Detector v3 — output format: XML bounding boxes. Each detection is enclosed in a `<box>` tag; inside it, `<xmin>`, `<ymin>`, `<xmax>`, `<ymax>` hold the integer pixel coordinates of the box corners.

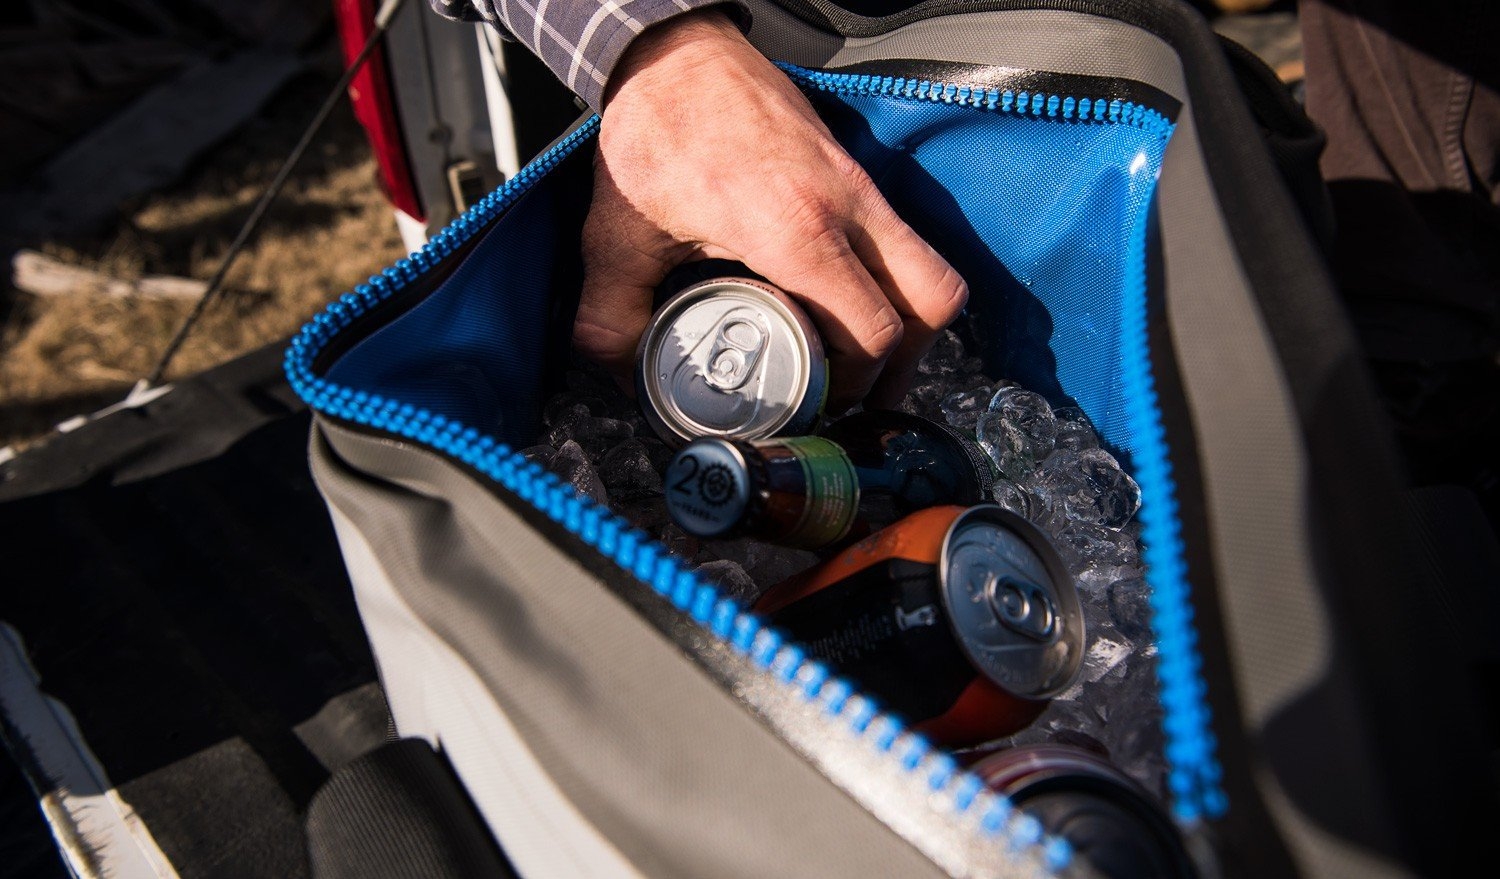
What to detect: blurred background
<box><xmin>0</xmin><ymin>2</ymin><xmax>409</xmax><ymax>449</ymax></box>
<box><xmin>0</xmin><ymin>0</ymin><xmax>1294</xmax><ymax>453</ymax></box>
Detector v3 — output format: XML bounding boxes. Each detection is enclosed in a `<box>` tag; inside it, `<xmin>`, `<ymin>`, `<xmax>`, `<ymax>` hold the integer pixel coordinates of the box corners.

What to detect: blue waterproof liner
<box><xmin>289</xmin><ymin>62</ymin><xmax>1223</xmax><ymax>861</ymax></box>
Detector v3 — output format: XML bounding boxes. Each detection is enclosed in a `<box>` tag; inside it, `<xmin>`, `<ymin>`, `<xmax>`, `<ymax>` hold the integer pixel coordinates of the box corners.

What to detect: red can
<box><xmin>970</xmin><ymin>745</ymin><xmax>1195</xmax><ymax>879</ymax></box>
<box><xmin>755</xmin><ymin>504</ymin><xmax>1084</xmax><ymax>746</ymax></box>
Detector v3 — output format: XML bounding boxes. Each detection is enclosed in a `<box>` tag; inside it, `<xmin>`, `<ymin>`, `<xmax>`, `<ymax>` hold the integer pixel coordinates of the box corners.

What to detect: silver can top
<box><xmin>637</xmin><ymin>278</ymin><xmax>823</xmax><ymax>447</ymax></box>
<box><xmin>939</xmin><ymin>505</ymin><xmax>1084</xmax><ymax>699</ymax></box>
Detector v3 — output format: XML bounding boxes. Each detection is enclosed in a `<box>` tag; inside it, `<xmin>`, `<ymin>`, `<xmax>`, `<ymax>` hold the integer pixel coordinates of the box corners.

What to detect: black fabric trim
<box><xmin>819</xmin><ymin>59</ymin><xmax>1182</xmax><ymax>121</ymax></box>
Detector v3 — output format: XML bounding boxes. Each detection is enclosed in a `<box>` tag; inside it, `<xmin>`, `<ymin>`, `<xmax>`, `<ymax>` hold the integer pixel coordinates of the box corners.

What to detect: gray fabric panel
<box><xmin>748</xmin><ymin>6</ymin><xmax>1404</xmax><ymax>875</ymax></box>
<box><xmin>1157</xmin><ymin>112</ymin><xmax>1405</xmax><ymax>879</ymax></box>
<box><xmin>308</xmin><ymin>421</ymin><xmax>956</xmax><ymax>879</ymax></box>
<box><xmin>745</xmin><ymin>3</ymin><xmax>1186</xmax><ymax>98</ymax></box>
<box><xmin>1155</xmin><ymin>115</ymin><xmax>1329</xmax><ymax>735</ymax></box>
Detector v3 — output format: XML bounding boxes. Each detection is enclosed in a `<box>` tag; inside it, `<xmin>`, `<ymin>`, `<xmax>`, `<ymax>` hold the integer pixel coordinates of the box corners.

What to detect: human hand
<box><xmin>573</xmin><ymin>9</ymin><xmax>967</xmax><ymax>413</ymax></box>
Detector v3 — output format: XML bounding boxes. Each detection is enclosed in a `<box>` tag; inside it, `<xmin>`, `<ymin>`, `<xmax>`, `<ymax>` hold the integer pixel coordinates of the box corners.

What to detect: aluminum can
<box><xmin>970</xmin><ymin>744</ymin><xmax>1196</xmax><ymax>878</ymax></box>
<box><xmin>755</xmin><ymin>504</ymin><xmax>1083</xmax><ymax>746</ymax></box>
<box><xmin>635</xmin><ymin>275</ymin><xmax>827</xmax><ymax>448</ymax></box>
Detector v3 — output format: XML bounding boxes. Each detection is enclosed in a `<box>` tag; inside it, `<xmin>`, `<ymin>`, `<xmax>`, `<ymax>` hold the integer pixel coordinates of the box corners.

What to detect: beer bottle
<box><xmin>664</xmin><ymin>411</ymin><xmax>996</xmax><ymax>549</ymax></box>
<box><xmin>821</xmin><ymin>409</ymin><xmax>996</xmax><ymax>517</ymax></box>
<box><xmin>664</xmin><ymin>436</ymin><xmax>859</xmax><ymax>550</ymax></box>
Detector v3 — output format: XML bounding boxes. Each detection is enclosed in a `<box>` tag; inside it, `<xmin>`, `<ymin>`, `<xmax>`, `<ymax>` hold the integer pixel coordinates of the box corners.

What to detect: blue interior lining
<box><xmin>327</xmin><ymin>80</ymin><xmax>1170</xmax><ymax>462</ymax></box>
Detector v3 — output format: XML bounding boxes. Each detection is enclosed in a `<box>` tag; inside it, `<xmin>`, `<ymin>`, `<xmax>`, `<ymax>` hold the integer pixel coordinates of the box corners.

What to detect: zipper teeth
<box><xmin>786</xmin><ymin>61</ymin><xmax>1223</xmax><ymax>821</ymax></box>
<box><xmin>779</xmin><ymin>62</ymin><xmax>1175</xmax><ymax>136</ymax></box>
<box><xmin>1119</xmin><ymin>214</ymin><xmax>1227</xmax><ymax>822</ymax></box>
<box><xmin>285</xmin><ymin>64</ymin><xmax>1208</xmax><ymax>872</ymax></box>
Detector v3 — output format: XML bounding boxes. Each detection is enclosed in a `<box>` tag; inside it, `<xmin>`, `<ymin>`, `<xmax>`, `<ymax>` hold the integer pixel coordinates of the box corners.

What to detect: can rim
<box><xmin>635</xmin><ymin>277</ymin><xmax>820</xmax><ymax>446</ymax></box>
<box><xmin>937</xmin><ymin>504</ymin><xmax>1085</xmax><ymax>699</ymax></box>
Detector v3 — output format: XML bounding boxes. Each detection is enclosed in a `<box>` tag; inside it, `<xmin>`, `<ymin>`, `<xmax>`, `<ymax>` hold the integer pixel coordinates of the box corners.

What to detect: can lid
<box><xmin>938</xmin><ymin>506</ymin><xmax>1084</xmax><ymax>698</ymax></box>
<box><xmin>973</xmin><ymin>745</ymin><xmax>1194</xmax><ymax>879</ymax></box>
<box><xmin>638</xmin><ymin>279</ymin><xmax>820</xmax><ymax>445</ymax></box>
<box><xmin>664</xmin><ymin>439</ymin><xmax>750</xmax><ymax>538</ymax></box>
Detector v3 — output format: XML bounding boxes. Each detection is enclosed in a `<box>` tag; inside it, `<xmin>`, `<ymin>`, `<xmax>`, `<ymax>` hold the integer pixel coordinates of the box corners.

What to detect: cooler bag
<box><xmin>285</xmin><ymin>1</ymin><xmax>1495</xmax><ymax>876</ymax></box>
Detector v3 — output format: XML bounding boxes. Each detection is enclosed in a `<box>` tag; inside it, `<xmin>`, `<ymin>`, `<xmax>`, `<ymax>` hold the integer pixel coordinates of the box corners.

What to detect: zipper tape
<box><xmin>286</xmin><ymin>60</ymin><xmax>1227</xmax><ymax>871</ymax></box>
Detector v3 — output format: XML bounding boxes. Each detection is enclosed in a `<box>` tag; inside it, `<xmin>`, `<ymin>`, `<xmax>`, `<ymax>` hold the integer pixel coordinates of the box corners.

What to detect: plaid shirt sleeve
<box><xmin>430</xmin><ymin>0</ymin><xmax>747</xmax><ymax>111</ymax></box>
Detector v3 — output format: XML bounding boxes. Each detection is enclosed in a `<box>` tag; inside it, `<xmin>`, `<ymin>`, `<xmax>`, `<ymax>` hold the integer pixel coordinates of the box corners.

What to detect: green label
<box><xmin>782</xmin><ymin>436</ymin><xmax>859</xmax><ymax>548</ymax></box>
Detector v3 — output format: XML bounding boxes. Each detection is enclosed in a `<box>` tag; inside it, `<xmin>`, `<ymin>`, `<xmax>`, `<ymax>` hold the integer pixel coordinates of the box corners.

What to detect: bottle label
<box><xmin>780</xmin><ymin>436</ymin><xmax>859</xmax><ymax>548</ymax></box>
<box><xmin>930</xmin><ymin>419</ymin><xmax>997</xmax><ymax>499</ymax></box>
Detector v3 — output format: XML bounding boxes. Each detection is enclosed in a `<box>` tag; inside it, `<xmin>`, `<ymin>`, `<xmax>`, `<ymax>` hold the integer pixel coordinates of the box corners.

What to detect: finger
<box><xmin>750</xmin><ymin>214</ymin><xmax>906</xmax><ymax>414</ymax></box>
<box><xmin>574</xmin><ymin>180</ymin><xmax>674</xmax><ymax>379</ymax></box>
<box><xmin>846</xmin><ymin>197</ymin><xmax>969</xmax><ymax>410</ymax></box>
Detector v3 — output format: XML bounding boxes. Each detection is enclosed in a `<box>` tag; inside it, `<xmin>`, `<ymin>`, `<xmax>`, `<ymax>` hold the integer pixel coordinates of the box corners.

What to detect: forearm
<box><xmin>430</xmin><ymin>0</ymin><xmax>748</xmax><ymax>111</ymax></box>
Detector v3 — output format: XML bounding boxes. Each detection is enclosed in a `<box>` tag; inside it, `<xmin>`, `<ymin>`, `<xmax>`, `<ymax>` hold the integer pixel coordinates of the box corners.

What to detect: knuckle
<box><xmin>859</xmin><ymin>308</ymin><xmax>905</xmax><ymax>359</ymax></box>
<box><xmin>923</xmin><ymin>264</ymin><xmax>970</xmax><ymax>326</ymax></box>
<box><xmin>775</xmin><ymin>182</ymin><xmax>843</xmax><ymax>240</ymax></box>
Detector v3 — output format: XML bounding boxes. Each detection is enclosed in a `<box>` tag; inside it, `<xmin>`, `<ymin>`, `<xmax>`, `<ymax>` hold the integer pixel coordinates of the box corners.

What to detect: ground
<box><xmin>0</xmin><ymin>45</ymin><xmax>407</xmax><ymax>449</ymax></box>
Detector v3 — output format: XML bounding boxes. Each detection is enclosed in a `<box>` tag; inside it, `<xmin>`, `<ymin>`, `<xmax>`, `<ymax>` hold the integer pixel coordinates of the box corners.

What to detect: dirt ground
<box><xmin>0</xmin><ymin>10</ymin><xmax>1302</xmax><ymax>452</ymax></box>
<box><xmin>0</xmin><ymin>48</ymin><xmax>407</xmax><ymax>449</ymax></box>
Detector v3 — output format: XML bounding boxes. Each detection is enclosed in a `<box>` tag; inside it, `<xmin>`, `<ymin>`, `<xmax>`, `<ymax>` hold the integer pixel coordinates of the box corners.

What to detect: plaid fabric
<box><xmin>430</xmin><ymin>0</ymin><xmax>743</xmax><ymax>110</ymax></box>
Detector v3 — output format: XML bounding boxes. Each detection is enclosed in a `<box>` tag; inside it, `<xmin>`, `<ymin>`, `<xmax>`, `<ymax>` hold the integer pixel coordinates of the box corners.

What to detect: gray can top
<box><xmin>663</xmin><ymin>438</ymin><xmax>750</xmax><ymax>539</ymax></box>
<box><xmin>939</xmin><ymin>506</ymin><xmax>1085</xmax><ymax>699</ymax></box>
<box><xmin>637</xmin><ymin>278</ymin><xmax>822</xmax><ymax>446</ymax></box>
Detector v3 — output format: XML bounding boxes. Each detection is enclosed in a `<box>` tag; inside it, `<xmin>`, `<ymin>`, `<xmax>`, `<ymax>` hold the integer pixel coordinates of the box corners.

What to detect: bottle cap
<box><xmin>664</xmin><ymin>439</ymin><xmax>750</xmax><ymax>538</ymax></box>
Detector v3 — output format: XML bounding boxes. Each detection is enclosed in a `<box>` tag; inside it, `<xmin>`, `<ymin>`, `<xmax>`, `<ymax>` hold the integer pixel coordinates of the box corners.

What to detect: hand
<box><xmin>573</xmin><ymin>9</ymin><xmax>967</xmax><ymax>413</ymax></box>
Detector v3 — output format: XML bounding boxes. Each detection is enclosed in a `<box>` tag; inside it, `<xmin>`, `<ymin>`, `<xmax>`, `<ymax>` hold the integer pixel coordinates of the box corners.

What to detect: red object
<box><xmin>333</xmin><ymin>0</ymin><xmax>425</xmax><ymax>221</ymax></box>
<box><xmin>755</xmin><ymin>505</ymin><xmax>1080</xmax><ymax>747</ymax></box>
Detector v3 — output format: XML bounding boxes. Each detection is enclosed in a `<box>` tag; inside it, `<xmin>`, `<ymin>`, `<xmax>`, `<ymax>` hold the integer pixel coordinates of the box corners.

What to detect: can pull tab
<box><xmin>987</xmin><ymin>575</ymin><xmax>1057</xmax><ymax>641</ymax></box>
<box><xmin>702</xmin><ymin>316</ymin><xmax>766</xmax><ymax>392</ymax></box>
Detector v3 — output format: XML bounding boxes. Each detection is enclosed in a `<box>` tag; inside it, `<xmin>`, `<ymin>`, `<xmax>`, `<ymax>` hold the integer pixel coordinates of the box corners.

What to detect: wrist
<box><xmin>603</xmin><ymin>7</ymin><xmax>748</xmax><ymax>108</ymax></box>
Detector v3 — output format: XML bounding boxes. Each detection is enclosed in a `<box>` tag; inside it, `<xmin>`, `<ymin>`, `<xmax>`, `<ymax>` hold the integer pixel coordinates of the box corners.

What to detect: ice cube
<box><xmin>989</xmin><ymin>387</ymin><xmax>1058</xmax><ymax>449</ymax></box>
<box><xmin>655</xmin><ymin>524</ymin><xmax>700</xmax><ymax>560</ymax></box>
<box><xmin>1052</xmin><ymin>523</ymin><xmax>1138</xmax><ymax>572</ymax></box>
<box><xmin>636</xmin><ymin>436</ymin><xmax>676</xmax><ymax>473</ymax></box>
<box><xmin>518</xmin><ymin>444</ymin><xmax>555</xmax><ymax>465</ymax></box>
<box><xmin>598</xmin><ymin>439</ymin><xmax>663</xmax><ymax>501</ymax></box>
<box><xmin>552</xmin><ymin>440</ymin><xmax>608</xmax><ymax>505</ymax></box>
<box><xmin>694</xmin><ymin>559</ymin><xmax>760</xmax><ymax>605</ymax></box>
<box><xmin>1051</xmin><ymin>406</ymin><xmax>1100</xmax><ymax>452</ymax></box>
<box><xmin>701</xmin><ymin>537</ymin><xmax>820</xmax><ymax>591</ymax></box>
<box><xmin>543</xmin><ymin>393</ymin><xmax>606</xmax><ymax>427</ymax></box>
<box><xmin>898</xmin><ymin>380</ymin><xmax>950</xmax><ymax>420</ymax></box>
<box><xmin>548</xmin><ymin>412</ymin><xmax>634</xmax><ymax>461</ymax></box>
<box><xmin>990</xmin><ymin>478</ymin><xmax>1037</xmax><ymax>521</ymax></box>
<box><xmin>975</xmin><ymin>389</ymin><xmax>1057</xmax><ymax>480</ymax></box>
<box><xmin>1107</xmin><ymin>576</ymin><xmax>1154</xmax><ymax>641</ymax></box>
<box><xmin>615</xmin><ymin>497</ymin><xmax>670</xmax><ymax>531</ymax></box>
<box><xmin>1078</xmin><ymin>636</ymin><xmax>1132</xmax><ymax>684</ymax></box>
<box><xmin>939</xmin><ymin>385</ymin><xmax>994</xmax><ymax>434</ymax></box>
<box><xmin>916</xmin><ymin>329</ymin><xmax>966</xmax><ymax>376</ymax></box>
<box><xmin>1031</xmin><ymin>448</ymin><xmax>1141</xmax><ymax>529</ymax></box>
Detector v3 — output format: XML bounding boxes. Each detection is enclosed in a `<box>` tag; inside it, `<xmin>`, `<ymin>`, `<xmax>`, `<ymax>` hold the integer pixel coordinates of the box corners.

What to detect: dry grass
<box><xmin>0</xmin><ymin>55</ymin><xmax>407</xmax><ymax>447</ymax></box>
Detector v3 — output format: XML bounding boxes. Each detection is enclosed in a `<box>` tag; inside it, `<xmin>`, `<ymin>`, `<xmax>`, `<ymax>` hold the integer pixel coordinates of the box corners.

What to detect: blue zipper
<box><xmin>285</xmin><ymin>63</ymin><xmax>1222</xmax><ymax>871</ymax></box>
<box><xmin>777</xmin><ymin>62</ymin><xmax>1222</xmax><ymax>823</ymax></box>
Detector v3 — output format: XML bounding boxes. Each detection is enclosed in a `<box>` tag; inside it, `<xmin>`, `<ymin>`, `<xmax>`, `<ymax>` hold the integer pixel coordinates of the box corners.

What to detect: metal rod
<box><xmin>146</xmin><ymin>0</ymin><xmax>411</xmax><ymax>387</ymax></box>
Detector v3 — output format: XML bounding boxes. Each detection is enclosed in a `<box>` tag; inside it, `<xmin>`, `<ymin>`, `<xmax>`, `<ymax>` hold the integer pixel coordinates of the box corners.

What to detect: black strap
<box><xmin>306</xmin><ymin>739</ymin><xmax>517</xmax><ymax>879</ymax></box>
